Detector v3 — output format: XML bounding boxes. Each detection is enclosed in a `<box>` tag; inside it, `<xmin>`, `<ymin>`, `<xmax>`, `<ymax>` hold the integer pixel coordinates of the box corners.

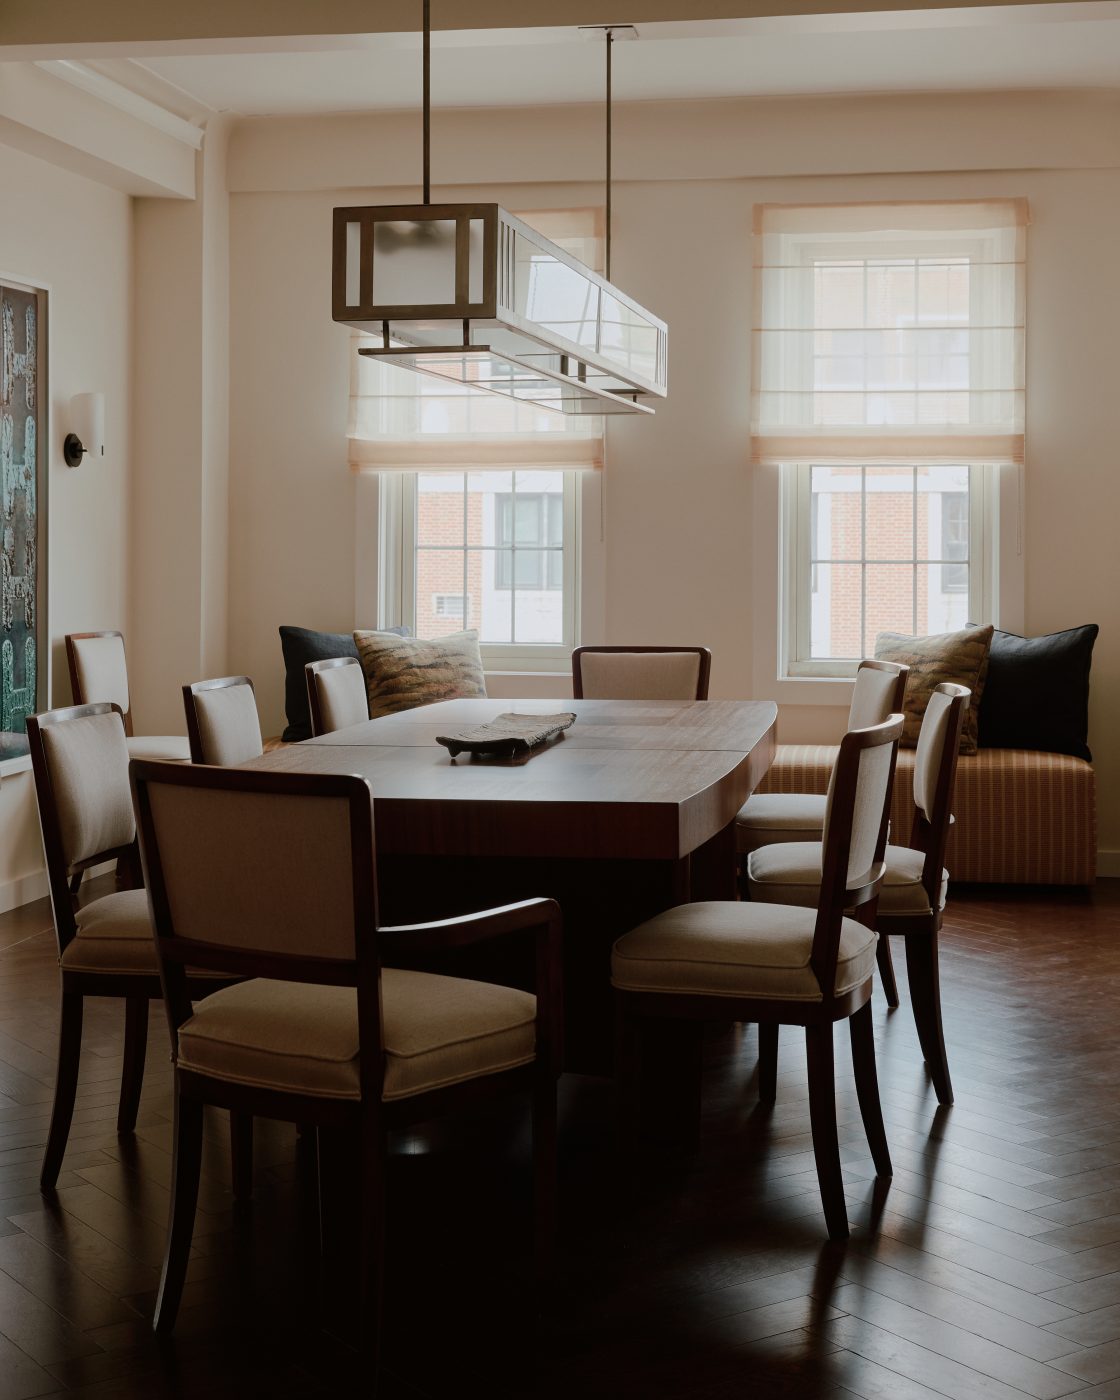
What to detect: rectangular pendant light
<box><xmin>332</xmin><ymin>203</ymin><xmax>667</xmax><ymax>415</ymax></box>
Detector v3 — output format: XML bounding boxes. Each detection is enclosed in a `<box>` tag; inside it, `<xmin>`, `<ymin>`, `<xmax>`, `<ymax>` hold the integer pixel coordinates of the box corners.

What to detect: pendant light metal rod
<box><xmin>422</xmin><ymin>0</ymin><xmax>431</xmax><ymax>204</ymax></box>
<box><xmin>605</xmin><ymin>28</ymin><xmax>613</xmax><ymax>281</ymax></box>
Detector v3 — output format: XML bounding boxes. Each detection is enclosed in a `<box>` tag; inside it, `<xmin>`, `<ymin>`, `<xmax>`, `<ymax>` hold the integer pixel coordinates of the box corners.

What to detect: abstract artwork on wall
<box><xmin>1</xmin><ymin>280</ymin><xmax>46</xmax><ymax>761</ymax></box>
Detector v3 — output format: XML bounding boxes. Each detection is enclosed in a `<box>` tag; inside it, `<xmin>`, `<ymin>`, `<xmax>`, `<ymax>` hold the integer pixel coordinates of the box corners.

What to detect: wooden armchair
<box><xmin>130</xmin><ymin>759</ymin><xmax>563</xmax><ymax>1358</ymax></box>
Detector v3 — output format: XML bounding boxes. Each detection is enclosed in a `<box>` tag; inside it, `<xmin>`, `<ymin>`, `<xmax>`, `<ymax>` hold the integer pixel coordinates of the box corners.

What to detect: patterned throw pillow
<box><xmin>874</xmin><ymin>624</ymin><xmax>993</xmax><ymax>754</ymax></box>
<box><xmin>352</xmin><ymin>629</ymin><xmax>487</xmax><ymax>719</ymax></box>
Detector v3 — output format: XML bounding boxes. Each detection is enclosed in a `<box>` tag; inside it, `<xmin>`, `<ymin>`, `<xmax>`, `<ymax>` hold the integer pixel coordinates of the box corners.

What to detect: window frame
<box><xmin>385</xmin><ymin>469</ymin><xmax>582</xmax><ymax>673</ymax></box>
<box><xmin>782</xmin><ymin>461</ymin><xmax>995</xmax><ymax>679</ymax></box>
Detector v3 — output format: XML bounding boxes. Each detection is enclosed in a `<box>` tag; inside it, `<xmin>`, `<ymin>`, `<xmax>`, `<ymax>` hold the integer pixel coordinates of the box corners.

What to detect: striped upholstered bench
<box><xmin>756</xmin><ymin>745</ymin><xmax>1097</xmax><ymax>885</ymax></box>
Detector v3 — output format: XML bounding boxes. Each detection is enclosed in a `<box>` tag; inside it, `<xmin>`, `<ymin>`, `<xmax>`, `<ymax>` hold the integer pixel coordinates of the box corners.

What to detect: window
<box><xmin>753</xmin><ymin>200</ymin><xmax>1026</xmax><ymax>677</ymax></box>
<box><xmin>797</xmin><ymin>463</ymin><xmax>985</xmax><ymax>664</ymax></box>
<box><xmin>400</xmin><ymin>469</ymin><xmax>577</xmax><ymax>660</ymax></box>
<box><xmin>940</xmin><ymin>491</ymin><xmax>969</xmax><ymax>594</ymax></box>
<box><xmin>495</xmin><ymin>492</ymin><xmax>564</xmax><ymax>591</ymax></box>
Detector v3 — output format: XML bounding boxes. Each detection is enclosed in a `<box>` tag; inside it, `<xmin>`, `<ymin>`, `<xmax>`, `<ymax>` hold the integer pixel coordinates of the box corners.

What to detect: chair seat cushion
<box><xmin>126</xmin><ymin>735</ymin><xmax>192</xmax><ymax>762</ymax></box>
<box><xmin>62</xmin><ymin>889</ymin><xmax>157</xmax><ymax>975</ymax></box>
<box><xmin>748</xmin><ymin>842</ymin><xmax>948</xmax><ymax>918</ymax></box>
<box><xmin>747</xmin><ymin>842</ymin><xmax>828</xmax><ymax>908</ymax></box>
<box><xmin>877</xmin><ymin>845</ymin><xmax>949</xmax><ymax>917</ymax></box>
<box><xmin>176</xmin><ymin>969</ymin><xmax>537</xmax><ymax>1102</ymax></box>
<box><xmin>736</xmin><ymin>793</ymin><xmax>828</xmax><ymax>855</ymax></box>
<box><xmin>611</xmin><ymin>902</ymin><xmax>876</xmax><ymax>1002</ymax></box>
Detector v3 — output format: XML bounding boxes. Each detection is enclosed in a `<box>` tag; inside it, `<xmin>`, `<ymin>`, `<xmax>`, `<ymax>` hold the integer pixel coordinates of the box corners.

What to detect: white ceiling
<box><xmin>92</xmin><ymin>3</ymin><xmax>1120</xmax><ymax>119</ymax></box>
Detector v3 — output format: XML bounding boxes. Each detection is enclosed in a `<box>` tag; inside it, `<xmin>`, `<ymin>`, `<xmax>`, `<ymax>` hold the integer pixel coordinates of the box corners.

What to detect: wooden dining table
<box><xmin>246</xmin><ymin>697</ymin><xmax>777</xmax><ymax>1072</ymax></box>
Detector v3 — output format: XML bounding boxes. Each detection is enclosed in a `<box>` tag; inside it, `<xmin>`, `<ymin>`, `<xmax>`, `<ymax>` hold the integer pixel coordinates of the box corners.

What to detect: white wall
<box><xmin>223</xmin><ymin>92</ymin><xmax>1120</xmax><ymax>864</ymax></box>
<box><xmin>0</xmin><ymin>142</ymin><xmax>132</xmax><ymax>911</ymax></box>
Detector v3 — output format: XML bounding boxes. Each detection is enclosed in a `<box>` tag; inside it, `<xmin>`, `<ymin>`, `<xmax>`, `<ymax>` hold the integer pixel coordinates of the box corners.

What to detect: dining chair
<box><xmin>25</xmin><ymin>703</ymin><xmax>243</xmax><ymax>1192</ymax></box>
<box><xmin>130</xmin><ymin>759</ymin><xmax>562</xmax><ymax>1351</ymax></box>
<box><xmin>66</xmin><ymin>631</ymin><xmax>191</xmax><ymax>762</ymax></box>
<box><xmin>735</xmin><ymin>659</ymin><xmax>908</xmax><ymax>858</ymax></box>
<box><xmin>747</xmin><ymin>683</ymin><xmax>968</xmax><ymax>1105</ymax></box>
<box><xmin>572</xmin><ymin>645</ymin><xmax>712</xmax><ymax>701</ymax></box>
<box><xmin>305</xmin><ymin>656</ymin><xmax>369</xmax><ymax>737</ymax></box>
<box><xmin>612</xmin><ymin>712</ymin><xmax>903</xmax><ymax>1240</ymax></box>
<box><xmin>182</xmin><ymin>676</ymin><xmax>264</xmax><ymax>766</ymax></box>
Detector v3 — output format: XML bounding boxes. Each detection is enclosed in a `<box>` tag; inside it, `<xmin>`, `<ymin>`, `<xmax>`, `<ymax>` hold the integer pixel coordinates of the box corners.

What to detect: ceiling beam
<box><xmin>0</xmin><ymin>0</ymin><xmax>1095</xmax><ymax>56</ymax></box>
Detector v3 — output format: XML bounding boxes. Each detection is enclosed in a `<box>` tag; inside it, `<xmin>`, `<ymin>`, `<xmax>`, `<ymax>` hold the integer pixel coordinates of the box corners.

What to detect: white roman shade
<box><xmin>348</xmin><ymin>209</ymin><xmax>605</xmax><ymax>471</ymax></box>
<box><xmin>751</xmin><ymin>199</ymin><xmax>1028</xmax><ymax>466</ymax></box>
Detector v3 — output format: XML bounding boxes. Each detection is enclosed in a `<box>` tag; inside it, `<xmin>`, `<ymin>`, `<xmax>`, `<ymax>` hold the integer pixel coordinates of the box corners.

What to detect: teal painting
<box><xmin>1</xmin><ymin>283</ymin><xmax>43</xmax><ymax>761</ymax></box>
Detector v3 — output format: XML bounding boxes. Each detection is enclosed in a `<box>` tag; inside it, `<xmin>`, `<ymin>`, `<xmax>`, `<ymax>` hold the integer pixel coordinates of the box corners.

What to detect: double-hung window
<box><xmin>752</xmin><ymin>200</ymin><xmax>1026</xmax><ymax>677</ymax></box>
<box><xmin>349</xmin><ymin>210</ymin><xmax>602</xmax><ymax>671</ymax></box>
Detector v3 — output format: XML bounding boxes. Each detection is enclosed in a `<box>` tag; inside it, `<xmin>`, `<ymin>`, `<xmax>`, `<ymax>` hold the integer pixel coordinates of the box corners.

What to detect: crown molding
<box><xmin>34</xmin><ymin>60</ymin><xmax>205</xmax><ymax>149</ymax></box>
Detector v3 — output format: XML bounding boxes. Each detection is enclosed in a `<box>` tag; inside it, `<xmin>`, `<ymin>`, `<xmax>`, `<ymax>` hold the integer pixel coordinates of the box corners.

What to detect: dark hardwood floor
<box><xmin>1</xmin><ymin>878</ymin><xmax>1119</xmax><ymax>1398</ymax></box>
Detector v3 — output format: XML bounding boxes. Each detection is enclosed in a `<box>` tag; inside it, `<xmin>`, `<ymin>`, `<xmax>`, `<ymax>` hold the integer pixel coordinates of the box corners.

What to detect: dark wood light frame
<box><xmin>615</xmin><ymin>713</ymin><xmax>904</xmax><ymax>1240</ymax></box>
<box><xmin>181</xmin><ymin>675</ymin><xmax>257</xmax><ymax>765</ymax></box>
<box><xmin>876</xmin><ymin>681</ymin><xmax>969</xmax><ymax>1105</ymax></box>
<box><xmin>572</xmin><ymin>646</ymin><xmax>713</xmax><ymax>701</ymax></box>
<box><xmin>304</xmin><ymin>655</ymin><xmax>366</xmax><ymax>739</ymax></box>
<box><xmin>25</xmin><ymin>704</ymin><xmax>244</xmax><ymax>1193</ymax></box>
<box><xmin>65</xmin><ymin>631</ymin><xmax>134</xmax><ymax>735</ymax></box>
<box><xmin>130</xmin><ymin>758</ymin><xmax>563</xmax><ymax>1352</ymax></box>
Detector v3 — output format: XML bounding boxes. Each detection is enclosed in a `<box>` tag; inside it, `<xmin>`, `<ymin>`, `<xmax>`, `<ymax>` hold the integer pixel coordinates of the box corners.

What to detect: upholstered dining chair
<box><xmin>130</xmin><ymin>759</ymin><xmax>562</xmax><ymax>1350</ymax></box>
<box><xmin>305</xmin><ymin>656</ymin><xmax>369</xmax><ymax>737</ymax></box>
<box><xmin>25</xmin><ymin>703</ymin><xmax>246</xmax><ymax>1192</ymax></box>
<box><xmin>735</xmin><ymin>659</ymin><xmax>908</xmax><ymax>859</ymax></box>
<box><xmin>66</xmin><ymin>631</ymin><xmax>191</xmax><ymax>763</ymax></box>
<box><xmin>612</xmin><ymin>713</ymin><xmax>904</xmax><ymax>1240</ymax></box>
<box><xmin>747</xmin><ymin>683</ymin><xmax>969</xmax><ymax>1105</ymax></box>
<box><xmin>572</xmin><ymin>646</ymin><xmax>712</xmax><ymax>701</ymax></box>
<box><xmin>182</xmin><ymin>676</ymin><xmax>264</xmax><ymax>766</ymax></box>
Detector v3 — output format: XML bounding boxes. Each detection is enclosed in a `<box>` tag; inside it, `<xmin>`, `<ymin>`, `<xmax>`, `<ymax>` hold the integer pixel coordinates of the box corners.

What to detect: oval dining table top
<box><xmin>245</xmin><ymin>697</ymin><xmax>777</xmax><ymax>863</ymax></box>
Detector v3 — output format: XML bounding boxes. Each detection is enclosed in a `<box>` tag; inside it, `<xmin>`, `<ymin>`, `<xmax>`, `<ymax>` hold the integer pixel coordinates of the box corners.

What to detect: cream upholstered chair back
<box><xmin>25</xmin><ymin>703</ymin><xmax>138</xmax><ymax>952</ymax></box>
<box><xmin>572</xmin><ymin>646</ymin><xmax>711</xmax><ymax>701</ymax></box>
<box><xmin>812</xmin><ymin>713</ymin><xmax>904</xmax><ymax>994</ymax></box>
<box><xmin>33</xmin><ymin>706</ymin><xmax>135</xmax><ymax>870</ymax></box>
<box><xmin>914</xmin><ymin>683</ymin><xmax>970</xmax><ymax>825</ymax></box>
<box><xmin>136</xmin><ymin>767</ymin><xmax>366</xmax><ymax>963</ymax></box>
<box><xmin>66</xmin><ymin>633</ymin><xmax>131</xmax><ymax>726</ymax></box>
<box><xmin>847</xmin><ymin>659</ymin><xmax>908</xmax><ymax>731</ymax></box>
<box><xmin>183</xmin><ymin>677</ymin><xmax>263</xmax><ymax>767</ymax></box>
<box><xmin>821</xmin><ymin>713</ymin><xmax>904</xmax><ymax>897</ymax></box>
<box><xmin>306</xmin><ymin>657</ymin><xmax>369</xmax><ymax>737</ymax></box>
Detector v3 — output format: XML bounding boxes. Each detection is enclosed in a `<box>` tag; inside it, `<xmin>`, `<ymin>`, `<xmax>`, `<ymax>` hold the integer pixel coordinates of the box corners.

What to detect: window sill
<box><xmin>0</xmin><ymin>754</ymin><xmax>32</xmax><ymax>779</ymax></box>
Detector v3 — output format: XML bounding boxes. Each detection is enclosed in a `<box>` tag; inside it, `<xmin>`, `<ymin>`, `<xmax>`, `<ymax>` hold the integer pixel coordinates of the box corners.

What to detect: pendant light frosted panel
<box><xmin>333</xmin><ymin>203</ymin><xmax>667</xmax><ymax>414</ymax></box>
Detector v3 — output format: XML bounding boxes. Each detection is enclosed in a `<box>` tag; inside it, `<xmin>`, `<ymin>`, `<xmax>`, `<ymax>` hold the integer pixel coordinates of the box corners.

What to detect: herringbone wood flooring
<box><xmin>0</xmin><ymin>879</ymin><xmax>1119</xmax><ymax>1397</ymax></box>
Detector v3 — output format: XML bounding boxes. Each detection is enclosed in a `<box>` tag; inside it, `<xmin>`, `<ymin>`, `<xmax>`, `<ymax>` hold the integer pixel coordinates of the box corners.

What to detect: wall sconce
<box><xmin>63</xmin><ymin>393</ymin><xmax>106</xmax><ymax>468</ymax></box>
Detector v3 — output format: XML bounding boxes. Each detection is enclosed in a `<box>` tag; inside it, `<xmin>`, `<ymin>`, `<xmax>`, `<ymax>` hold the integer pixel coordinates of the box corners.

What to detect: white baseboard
<box><xmin>0</xmin><ymin>867</ymin><xmax>48</xmax><ymax>915</ymax></box>
<box><xmin>1097</xmin><ymin>851</ymin><xmax>1120</xmax><ymax>878</ymax></box>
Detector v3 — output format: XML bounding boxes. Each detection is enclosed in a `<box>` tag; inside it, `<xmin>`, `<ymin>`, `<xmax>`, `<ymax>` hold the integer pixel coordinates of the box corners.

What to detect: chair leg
<box><xmin>356</xmin><ymin>1120</ymin><xmax>385</xmax><ymax>1375</ymax></box>
<box><xmin>876</xmin><ymin>934</ymin><xmax>900</xmax><ymax>1009</ymax></box>
<box><xmin>805</xmin><ymin>1023</ymin><xmax>848</xmax><ymax>1240</ymax></box>
<box><xmin>230</xmin><ymin>1111</ymin><xmax>254</xmax><ymax>1202</ymax></box>
<box><xmin>117</xmin><ymin>997</ymin><xmax>148</xmax><ymax>1135</ymax></box>
<box><xmin>42</xmin><ymin>990</ymin><xmax>84</xmax><ymax>1191</ymax></box>
<box><xmin>849</xmin><ymin>1002</ymin><xmax>892</xmax><ymax>1178</ymax></box>
<box><xmin>533</xmin><ymin>1073</ymin><xmax>558</xmax><ymax>1288</ymax></box>
<box><xmin>906</xmin><ymin>928</ymin><xmax>954</xmax><ymax>1105</ymax></box>
<box><xmin>153</xmin><ymin>1091</ymin><xmax>204</xmax><ymax>1334</ymax></box>
<box><xmin>758</xmin><ymin>1022</ymin><xmax>779</xmax><ymax>1104</ymax></box>
<box><xmin>613</xmin><ymin>997</ymin><xmax>641</xmax><ymax>1152</ymax></box>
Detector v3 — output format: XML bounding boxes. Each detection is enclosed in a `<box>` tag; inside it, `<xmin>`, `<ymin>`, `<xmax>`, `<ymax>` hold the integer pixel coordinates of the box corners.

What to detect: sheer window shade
<box><xmin>348</xmin><ymin>208</ymin><xmax>605</xmax><ymax>472</ymax></box>
<box><xmin>751</xmin><ymin>199</ymin><xmax>1027</xmax><ymax>466</ymax></box>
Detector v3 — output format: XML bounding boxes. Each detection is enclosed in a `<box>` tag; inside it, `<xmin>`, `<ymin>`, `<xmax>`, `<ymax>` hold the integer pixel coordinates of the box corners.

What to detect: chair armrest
<box><xmin>378</xmin><ymin>897</ymin><xmax>559</xmax><ymax>955</ymax></box>
<box><xmin>379</xmin><ymin>898</ymin><xmax>564</xmax><ymax>1074</ymax></box>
